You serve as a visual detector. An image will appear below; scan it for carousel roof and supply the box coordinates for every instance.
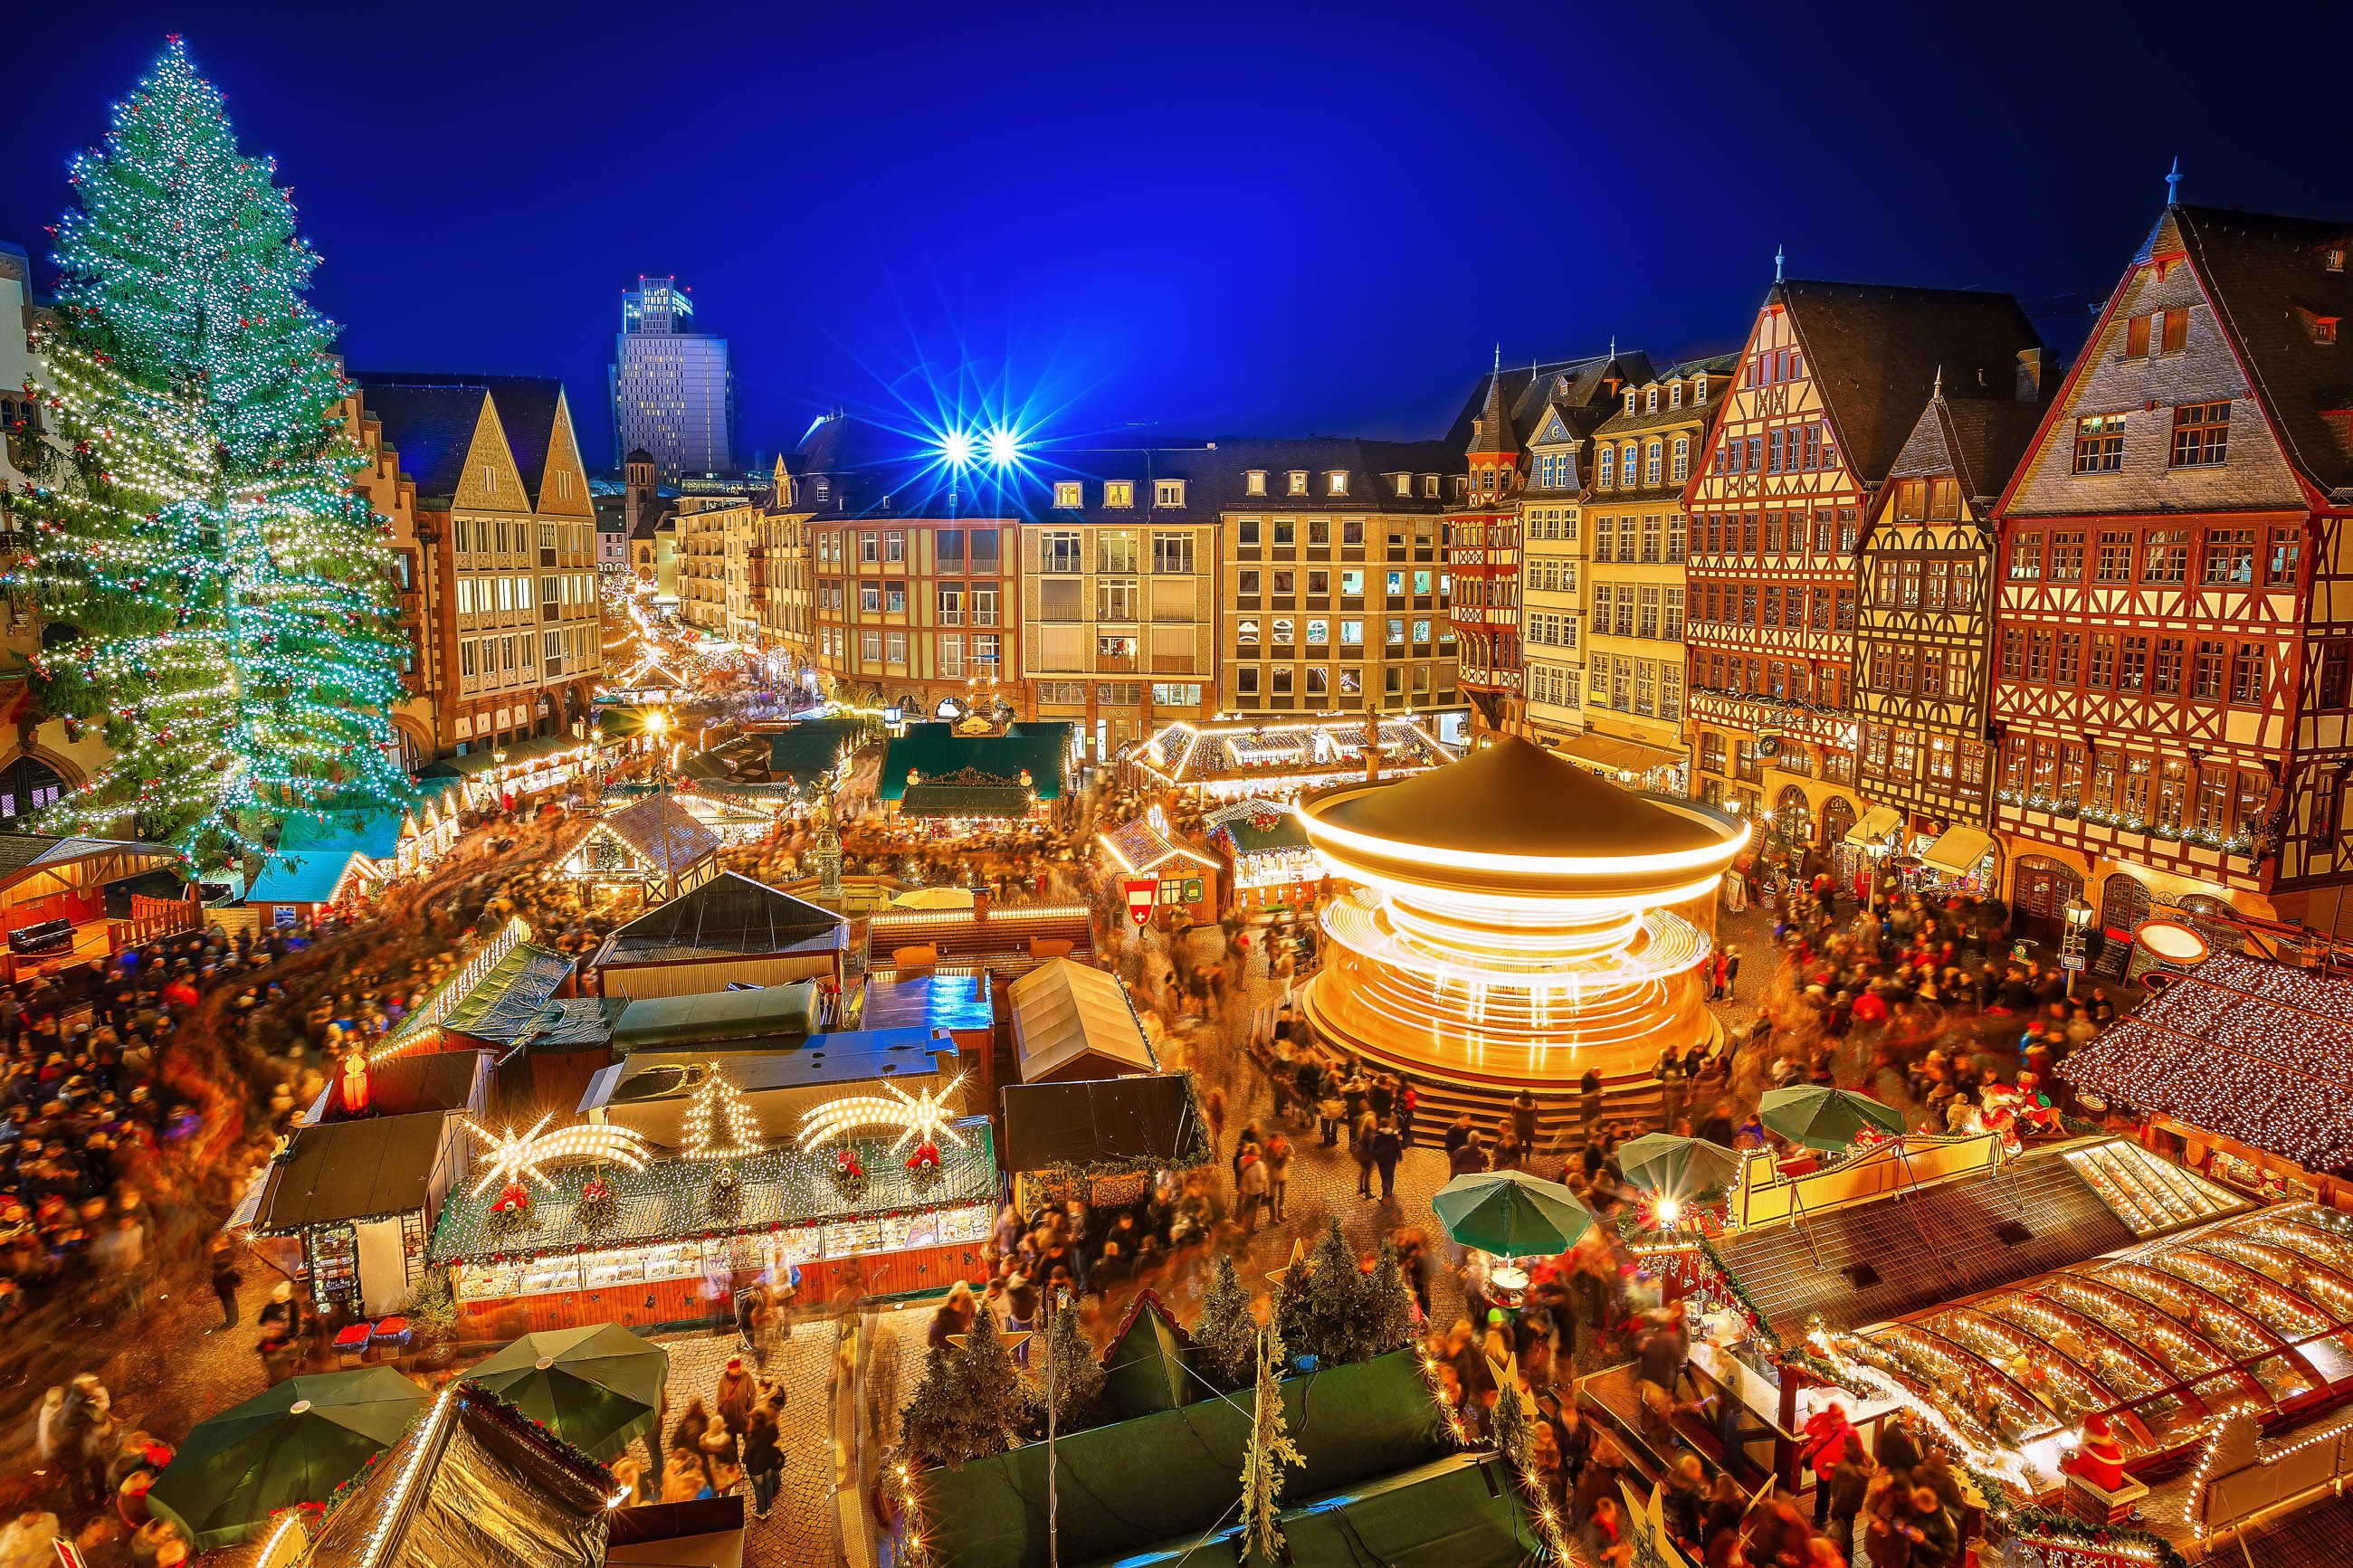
[1310,736,1728,860]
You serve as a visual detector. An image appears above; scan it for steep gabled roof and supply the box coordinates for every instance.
[1776,280,2042,486]
[1881,388,2052,514]
[352,372,569,506]
[1465,370,1516,457]
[352,381,491,503]
[2165,204,2353,495]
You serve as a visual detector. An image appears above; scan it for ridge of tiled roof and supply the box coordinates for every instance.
[1774,280,2042,487]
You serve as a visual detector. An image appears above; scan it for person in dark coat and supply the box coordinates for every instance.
[1370,1119,1405,1201]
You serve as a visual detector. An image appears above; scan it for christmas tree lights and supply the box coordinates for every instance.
[13,37,412,859]
[680,1062,761,1160]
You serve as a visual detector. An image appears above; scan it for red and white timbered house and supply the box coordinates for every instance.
[1991,204,2353,937]
[1682,280,2041,856]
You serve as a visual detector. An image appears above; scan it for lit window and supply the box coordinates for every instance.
[1326,470,1348,496]
[1104,481,1134,508]
[1245,470,1267,495]
[1155,480,1185,507]
[1053,480,1081,508]
[1287,470,1309,495]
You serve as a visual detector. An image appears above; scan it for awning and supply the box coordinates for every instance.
[1920,824,1996,878]
[1558,730,1683,777]
[1843,804,1904,847]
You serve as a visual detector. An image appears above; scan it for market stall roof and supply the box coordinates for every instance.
[595,794,722,877]
[2061,949,2353,1175]
[1844,804,1904,846]
[1920,825,1995,878]
[0,832,180,903]
[255,1111,451,1232]
[1000,1073,1206,1173]
[507,997,629,1053]
[1318,736,1718,860]
[765,717,868,784]
[611,984,821,1051]
[1100,1294,1196,1418]
[418,731,594,780]
[277,804,411,863]
[1009,960,1158,1083]
[300,1383,611,1568]
[248,848,371,908]
[901,775,1035,820]
[1710,1141,2137,1343]
[1099,1454,1536,1568]
[1205,798,1310,855]
[879,722,1070,803]
[583,1027,958,1138]
[1558,729,1685,777]
[1097,816,1217,877]
[339,1051,484,1119]
[429,1117,995,1265]
[386,936,576,1050]
[1133,715,1456,790]
[594,873,843,966]
[1820,1202,2353,1487]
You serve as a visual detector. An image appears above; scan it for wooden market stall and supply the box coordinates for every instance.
[878,721,1072,826]
[1096,809,1218,927]
[588,873,848,999]
[1128,715,1456,799]
[565,792,721,903]
[1204,797,1323,914]
[1007,959,1159,1085]
[0,832,186,978]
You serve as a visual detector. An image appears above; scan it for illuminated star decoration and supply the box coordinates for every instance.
[462,1113,651,1198]
[795,1073,968,1155]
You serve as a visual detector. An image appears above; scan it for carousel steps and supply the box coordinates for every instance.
[1398,1075,1668,1152]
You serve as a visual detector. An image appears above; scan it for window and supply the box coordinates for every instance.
[2160,306,2190,354]
[1273,518,1295,546]
[2089,634,2115,689]
[886,584,906,613]
[1385,618,1404,646]
[1237,619,1260,646]
[861,630,881,661]
[860,531,880,564]
[1053,480,1082,508]
[1043,531,1081,572]
[2154,635,2184,695]
[1272,667,1292,695]
[1097,533,1138,574]
[2268,526,2302,584]
[1646,442,1662,485]
[460,641,476,678]
[1286,470,1308,495]
[2095,529,2134,582]
[2201,527,2255,584]
[2191,638,2224,699]
[1098,581,1138,621]
[2142,528,2190,583]
[2054,632,2081,687]
[2073,413,2127,474]
[1340,618,1363,645]
[1326,470,1348,495]
[1155,480,1185,507]
[2126,313,2151,359]
[1236,667,1259,695]
[1245,470,1267,496]
[1150,532,1195,575]
[2118,633,2149,692]
[1671,437,1689,483]
[1693,374,1707,404]
[1597,447,1614,487]
[972,585,1000,624]
[1272,617,1295,646]
[2049,531,2085,582]
[2231,642,2265,705]
[2010,534,2043,580]
[2170,402,2231,467]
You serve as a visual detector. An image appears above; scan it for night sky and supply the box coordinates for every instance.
[4,1,2348,470]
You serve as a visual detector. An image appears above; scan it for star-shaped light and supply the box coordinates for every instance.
[795,1072,968,1154]
[462,1113,651,1198]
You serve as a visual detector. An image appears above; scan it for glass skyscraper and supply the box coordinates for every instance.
[608,276,737,482]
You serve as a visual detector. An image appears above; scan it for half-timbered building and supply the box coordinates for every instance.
[1449,366,1525,739]
[1990,204,2353,937]
[1852,375,2048,894]
[1682,280,2042,856]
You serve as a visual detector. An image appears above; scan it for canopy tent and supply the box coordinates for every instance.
[1843,804,1904,847]
[610,984,821,1051]
[464,1324,669,1461]
[1758,1085,1904,1151]
[1431,1171,1596,1257]
[1100,1454,1539,1568]
[1007,960,1157,1084]
[1205,798,1310,856]
[1615,1132,1743,1200]
[1100,1294,1197,1419]
[1920,825,1995,878]
[1558,729,1684,779]
[146,1368,424,1550]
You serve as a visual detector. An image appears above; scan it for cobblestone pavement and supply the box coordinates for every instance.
[639,1324,844,1568]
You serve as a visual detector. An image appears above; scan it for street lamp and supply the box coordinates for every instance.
[2062,898,2096,996]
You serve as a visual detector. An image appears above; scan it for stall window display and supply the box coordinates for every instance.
[2065,1140,2250,1235]
[1817,1204,2353,1482]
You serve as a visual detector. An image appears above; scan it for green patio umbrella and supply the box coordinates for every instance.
[146,1367,425,1550]
[465,1321,669,1460]
[1615,1132,1743,1197]
[1758,1085,1905,1151]
[1431,1170,1596,1258]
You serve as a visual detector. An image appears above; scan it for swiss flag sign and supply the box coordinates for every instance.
[1123,879,1157,927]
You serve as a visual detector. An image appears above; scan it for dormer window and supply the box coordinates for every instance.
[1393,473,1412,497]
[1286,470,1309,495]
[1155,480,1185,507]
[2299,306,2340,346]
[1245,470,1267,495]
[1053,480,1081,508]
[1693,375,1708,404]
[1670,382,1683,410]
[1556,375,1568,396]
[1103,480,1134,508]
[2327,247,2346,274]
[1326,470,1348,496]
[1421,474,1437,497]
[1624,390,1637,414]
[1644,386,1659,413]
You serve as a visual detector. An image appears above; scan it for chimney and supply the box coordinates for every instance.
[2015,348,2046,403]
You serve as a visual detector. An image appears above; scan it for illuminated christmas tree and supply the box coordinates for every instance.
[681,1061,761,1160]
[14,37,411,858]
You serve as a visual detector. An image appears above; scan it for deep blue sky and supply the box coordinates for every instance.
[5,1,2348,470]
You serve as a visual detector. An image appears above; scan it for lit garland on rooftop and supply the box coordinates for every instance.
[12,38,410,860]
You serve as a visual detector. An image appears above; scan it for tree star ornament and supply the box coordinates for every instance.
[795,1072,968,1155]
[462,1113,651,1198]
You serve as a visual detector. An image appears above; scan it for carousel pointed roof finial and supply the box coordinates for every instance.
[1774,244,1786,284]
[2166,156,2181,204]
[1493,341,1501,375]
[1932,365,1943,399]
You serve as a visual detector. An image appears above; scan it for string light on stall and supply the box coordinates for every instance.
[462,1113,652,1197]
[795,1074,968,1155]
[681,1062,763,1161]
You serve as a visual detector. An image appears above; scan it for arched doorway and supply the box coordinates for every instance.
[1772,784,1813,850]
[1820,796,1858,846]
[2013,855,2085,943]
[0,755,64,826]
[2101,871,2153,934]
